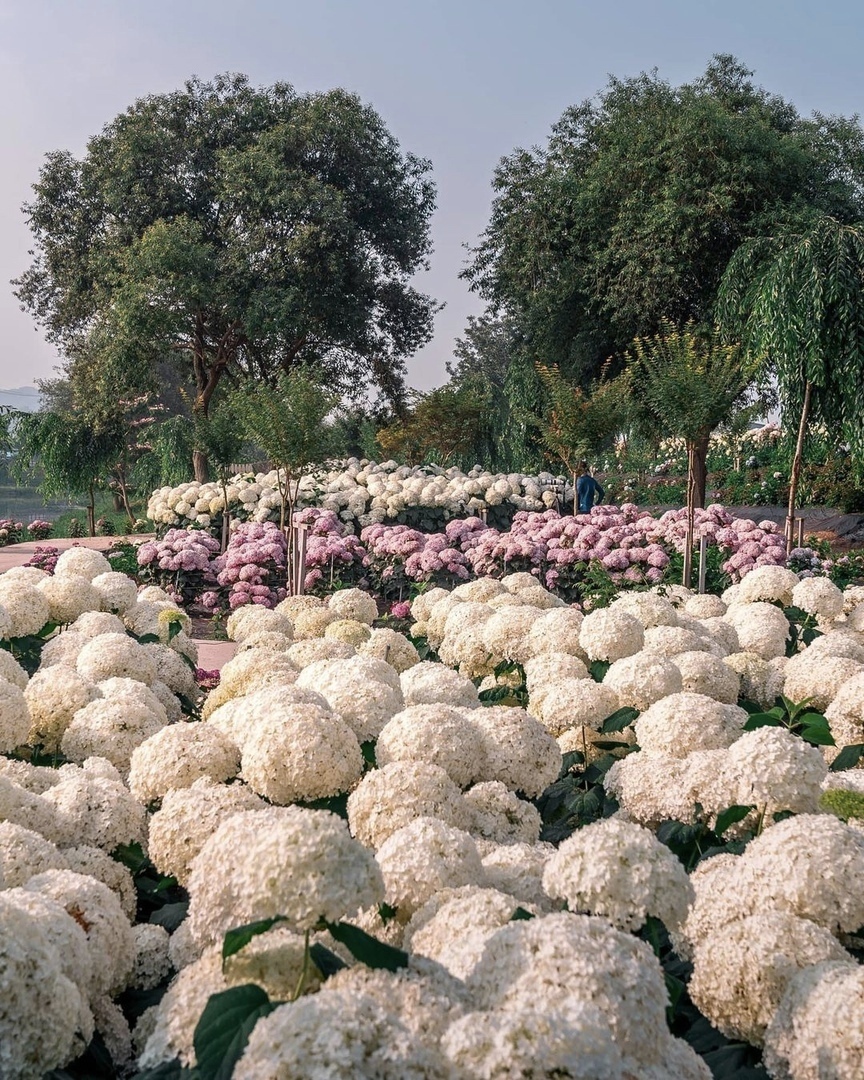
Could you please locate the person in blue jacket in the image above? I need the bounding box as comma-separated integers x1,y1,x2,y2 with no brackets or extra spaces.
576,461,604,514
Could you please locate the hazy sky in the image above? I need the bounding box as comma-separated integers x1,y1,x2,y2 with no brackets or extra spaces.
2,0,863,395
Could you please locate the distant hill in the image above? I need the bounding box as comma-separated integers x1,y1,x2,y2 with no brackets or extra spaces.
0,387,40,412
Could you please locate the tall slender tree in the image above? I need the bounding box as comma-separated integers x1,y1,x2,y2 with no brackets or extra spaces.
718,213,864,548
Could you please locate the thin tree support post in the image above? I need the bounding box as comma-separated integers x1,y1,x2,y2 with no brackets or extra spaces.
290,522,309,596
698,534,708,594
683,444,697,588
786,381,813,555
797,518,804,547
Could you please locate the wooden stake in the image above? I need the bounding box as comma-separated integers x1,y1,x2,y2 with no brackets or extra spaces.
698,534,708,594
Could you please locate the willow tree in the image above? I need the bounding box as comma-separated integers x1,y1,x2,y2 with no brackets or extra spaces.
718,214,864,549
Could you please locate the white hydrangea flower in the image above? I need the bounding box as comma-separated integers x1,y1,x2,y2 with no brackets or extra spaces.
0,580,51,638
470,705,561,797
689,912,849,1046
347,760,470,849
90,571,139,614
463,781,542,844
724,602,790,660
323,617,372,646
187,807,384,944
63,844,137,921
61,694,165,773
783,651,863,711
376,704,485,788
71,610,127,638
579,608,644,662
0,821,68,887
791,575,845,619
528,677,619,738
684,593,726,619
376,816,485,917
634,693,747,758
38,574,102,625
328,587,379,624
737,564,799,605
296,655,403,742
226,605,294,644
131,924,173,991
763,960,864,1080
542,817,694,933
25,868,136,997
480,841,557,908
0,895,93,1078
240,703,363,804
358,627,420,672
54,546,112,580
612,591,680,628
604,652,682,710
672,650,741,703
148,777,268,886
24,668,99,751
215,647,298,700
75,632,158,685
825,671,864,756
524,652,588,692
465,911,670,1065
41,768,147,851
0,677,31,752
128,722,240,803
720,727,826,816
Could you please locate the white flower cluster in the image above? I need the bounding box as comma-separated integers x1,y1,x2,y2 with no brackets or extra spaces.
148,458,570,528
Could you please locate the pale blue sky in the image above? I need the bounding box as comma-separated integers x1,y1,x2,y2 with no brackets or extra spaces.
1,0,863,393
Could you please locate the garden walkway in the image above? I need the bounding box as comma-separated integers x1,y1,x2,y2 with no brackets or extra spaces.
0,535,237,671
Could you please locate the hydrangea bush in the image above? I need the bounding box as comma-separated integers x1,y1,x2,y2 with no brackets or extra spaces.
2,556,864,1078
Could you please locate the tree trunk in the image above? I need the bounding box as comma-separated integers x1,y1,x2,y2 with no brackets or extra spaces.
683,443,697,588
87,483,96,537
786,381,813,555
691,432,710,509
193,449,209,484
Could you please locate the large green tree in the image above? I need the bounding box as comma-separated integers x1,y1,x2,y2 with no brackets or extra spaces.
718,213,864,548
463,55,864,387
14,73,437,481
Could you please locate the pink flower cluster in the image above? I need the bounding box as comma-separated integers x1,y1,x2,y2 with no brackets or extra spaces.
138,529,222,573
649,505,788,581
293,508,367,593
27,520,53,541
24,545,61,574
212,521,288,610
361,522,472,592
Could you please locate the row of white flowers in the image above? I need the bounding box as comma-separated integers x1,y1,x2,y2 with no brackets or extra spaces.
1,561,863,1076
147,459,570,529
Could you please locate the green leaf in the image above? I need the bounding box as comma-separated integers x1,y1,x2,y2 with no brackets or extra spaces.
591,739,631,751
714,805,755,836
743,712,782,731
801,726,836,747
193,985,278,1080
360,741,377,767
829,743,864,771
222,917,286,962
600,706,640,732
137,633,161,644
377,902,398,925
509,906,535,921
323,921,409,972
308,942,348,979
149,902,188,932
737,698,764,715
127,1062,196,1080
589,660,610,682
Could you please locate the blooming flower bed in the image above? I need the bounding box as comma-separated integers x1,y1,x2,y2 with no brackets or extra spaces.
0,557,863,1077
135,502,808,612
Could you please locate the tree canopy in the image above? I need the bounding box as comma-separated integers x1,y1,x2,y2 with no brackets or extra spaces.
14,73,438,472
463,55,864,387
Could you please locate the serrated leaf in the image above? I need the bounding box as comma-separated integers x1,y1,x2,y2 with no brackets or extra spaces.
591,739,631,751
324,921,409,972
193,985,277,1080
829,743,864,771
715,804,755,836
222,917,286,962
600,706,640,732
589,660,610,682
